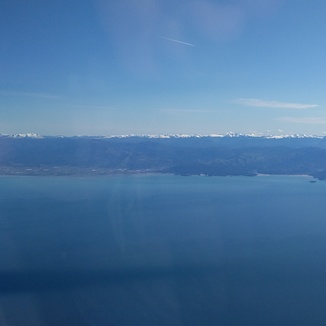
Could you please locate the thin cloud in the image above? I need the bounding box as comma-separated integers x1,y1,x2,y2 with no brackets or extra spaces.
68,104,115,110
159,36,195,47
0,90,61,99
234,98,318,109
159,108,222,113
278,117,326,125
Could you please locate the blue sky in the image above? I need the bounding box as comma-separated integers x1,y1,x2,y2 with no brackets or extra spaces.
1,0,326,136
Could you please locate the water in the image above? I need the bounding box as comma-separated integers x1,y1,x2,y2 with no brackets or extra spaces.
1,175,326,325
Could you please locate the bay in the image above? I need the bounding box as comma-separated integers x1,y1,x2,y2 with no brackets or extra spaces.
0,175,326,325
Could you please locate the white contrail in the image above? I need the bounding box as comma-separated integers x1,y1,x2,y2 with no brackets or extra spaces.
159,36,195,47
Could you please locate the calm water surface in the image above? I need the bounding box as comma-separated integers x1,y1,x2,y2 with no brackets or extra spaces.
1,175,326,325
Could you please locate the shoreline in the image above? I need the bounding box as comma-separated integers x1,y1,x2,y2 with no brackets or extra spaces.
256,173,312,178
0,170,319,180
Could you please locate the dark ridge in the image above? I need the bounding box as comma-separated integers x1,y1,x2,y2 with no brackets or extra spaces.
0,136,325,179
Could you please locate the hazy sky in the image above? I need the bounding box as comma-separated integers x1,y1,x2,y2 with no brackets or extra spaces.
1,0,326,136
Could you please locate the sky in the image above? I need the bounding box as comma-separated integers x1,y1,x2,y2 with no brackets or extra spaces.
1,0,326,136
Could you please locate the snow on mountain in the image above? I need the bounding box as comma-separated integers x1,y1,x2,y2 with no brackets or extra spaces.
0,133,323,139
11,133,43,139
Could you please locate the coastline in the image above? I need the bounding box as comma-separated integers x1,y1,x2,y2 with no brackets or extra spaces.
0,168,319,180
256,173,312,178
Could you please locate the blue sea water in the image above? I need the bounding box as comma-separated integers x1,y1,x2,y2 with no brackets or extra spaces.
1,175,326,325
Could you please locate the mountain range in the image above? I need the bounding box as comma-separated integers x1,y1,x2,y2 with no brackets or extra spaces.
1,134,326,179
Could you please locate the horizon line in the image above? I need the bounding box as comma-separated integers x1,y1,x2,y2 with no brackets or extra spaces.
1,132,324,139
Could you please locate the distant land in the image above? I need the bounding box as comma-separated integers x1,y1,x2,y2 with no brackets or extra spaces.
1,133,326,180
